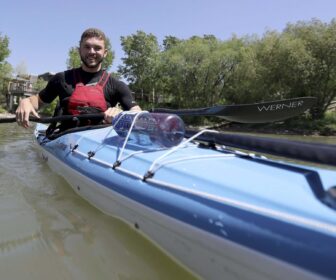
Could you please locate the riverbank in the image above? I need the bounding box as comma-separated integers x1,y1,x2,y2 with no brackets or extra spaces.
188,114,336,136
203,122,336,136
197,123,336,136
0,112,15,118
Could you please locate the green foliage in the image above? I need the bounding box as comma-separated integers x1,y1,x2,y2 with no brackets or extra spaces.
31,77,53,115
66,47,81,69
39,98,58,116
118,30,160,98
110,71,122,79
281,113,336,136
162,36,182,50
0,33,12,105
158,35,242,107
66,38,115,70
0,33,10,62
0,62,12,95
119,20,336,120
282,19,336,118
33,77,47,91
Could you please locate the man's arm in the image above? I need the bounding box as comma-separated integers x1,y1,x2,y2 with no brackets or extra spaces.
16,94,43,128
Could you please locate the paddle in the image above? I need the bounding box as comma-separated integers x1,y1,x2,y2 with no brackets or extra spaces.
185,129,336,166
0,97,316,124
0,113,105,124
152,96,316,123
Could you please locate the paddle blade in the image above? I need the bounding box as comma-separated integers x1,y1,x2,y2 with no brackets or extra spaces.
153,97,316,123
215,97,316,123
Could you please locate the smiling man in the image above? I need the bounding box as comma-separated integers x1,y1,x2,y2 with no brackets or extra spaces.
16,28,141,128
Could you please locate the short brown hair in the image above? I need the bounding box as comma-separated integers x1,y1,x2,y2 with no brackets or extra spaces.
80,28,107,46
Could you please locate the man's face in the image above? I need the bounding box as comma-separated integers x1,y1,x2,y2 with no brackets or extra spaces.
79,37,107,71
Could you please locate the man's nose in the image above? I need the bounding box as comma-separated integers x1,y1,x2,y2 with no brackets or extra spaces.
88,47,95,53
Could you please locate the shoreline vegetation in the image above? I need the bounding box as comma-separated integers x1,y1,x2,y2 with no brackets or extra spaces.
202,122,336,137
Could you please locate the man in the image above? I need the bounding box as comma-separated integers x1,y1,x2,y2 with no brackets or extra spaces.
16,28,141,128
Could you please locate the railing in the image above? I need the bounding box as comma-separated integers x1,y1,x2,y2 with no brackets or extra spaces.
8,81,35,95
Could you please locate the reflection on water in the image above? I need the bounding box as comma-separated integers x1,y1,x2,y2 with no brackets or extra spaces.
0,124,197,280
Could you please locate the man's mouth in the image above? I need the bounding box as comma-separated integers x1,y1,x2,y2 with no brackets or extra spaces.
87,58,97,64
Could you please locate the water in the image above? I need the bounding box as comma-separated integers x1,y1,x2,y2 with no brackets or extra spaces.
0,124,197,280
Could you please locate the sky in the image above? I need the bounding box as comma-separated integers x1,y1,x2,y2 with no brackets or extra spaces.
1,0,336,76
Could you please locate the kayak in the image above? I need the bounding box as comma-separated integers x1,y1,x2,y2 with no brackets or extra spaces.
34,119,336,280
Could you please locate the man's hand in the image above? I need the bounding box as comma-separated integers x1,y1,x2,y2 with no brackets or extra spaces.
15,96,40,128
104,105,142,124
103,107,123,124
130,105,141,112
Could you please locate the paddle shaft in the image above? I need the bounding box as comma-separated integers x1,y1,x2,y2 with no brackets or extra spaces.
0,114,104,124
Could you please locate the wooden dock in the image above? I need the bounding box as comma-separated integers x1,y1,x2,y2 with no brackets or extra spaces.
6,76,37,112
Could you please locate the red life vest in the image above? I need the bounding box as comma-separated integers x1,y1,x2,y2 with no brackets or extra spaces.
68,70,109,115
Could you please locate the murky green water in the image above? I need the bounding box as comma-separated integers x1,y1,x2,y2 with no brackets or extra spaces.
0,124,197,280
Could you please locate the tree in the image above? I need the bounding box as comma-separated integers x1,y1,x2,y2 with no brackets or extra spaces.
102,21,336,119
282,19,336,118
0,33,12,106
162,36,182,51
66,47,81,69
158,35,243,108
33,77,47,92
0,33,10,62
118,31,160,106
225,32,312,104
66,38,115,70
33,77,58,116
223,20,336,120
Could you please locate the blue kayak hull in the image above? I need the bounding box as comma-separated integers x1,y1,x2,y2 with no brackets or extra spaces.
34,124,336,279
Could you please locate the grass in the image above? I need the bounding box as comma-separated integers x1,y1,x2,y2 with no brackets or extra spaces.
284,112,336,136
185,111,336,136
0,106,7,114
